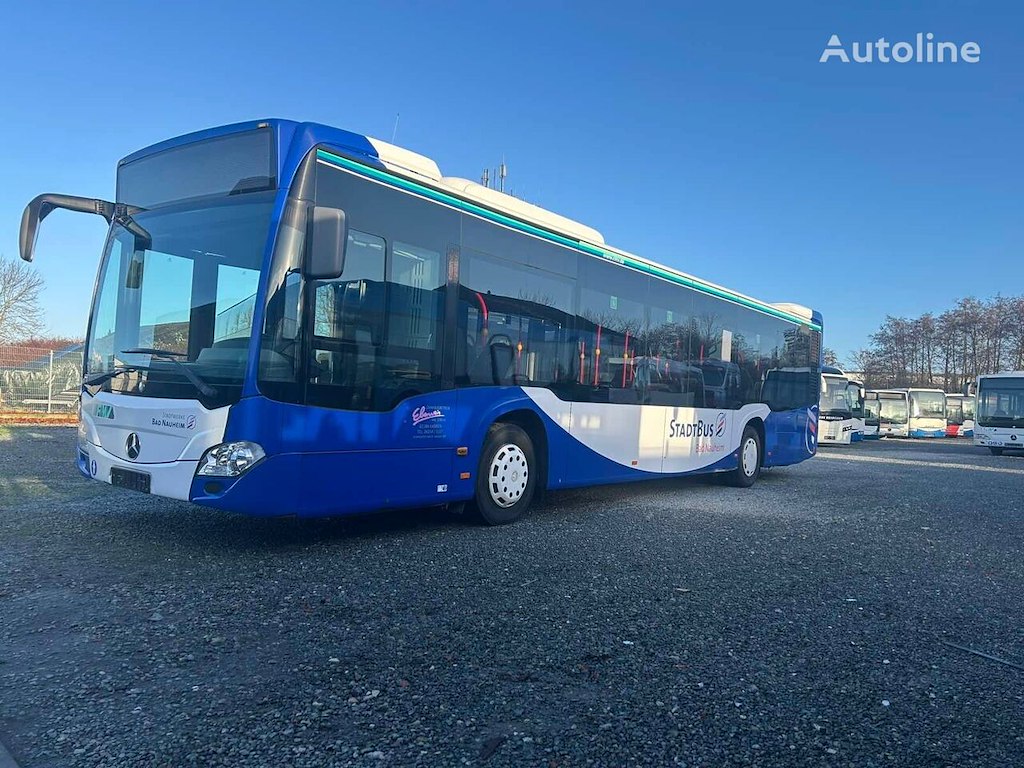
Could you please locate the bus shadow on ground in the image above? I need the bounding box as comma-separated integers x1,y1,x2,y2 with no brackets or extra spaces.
123,469,790,551
3,425,794,550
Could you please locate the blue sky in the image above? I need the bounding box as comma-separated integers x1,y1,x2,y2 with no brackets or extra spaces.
1,0,1020,363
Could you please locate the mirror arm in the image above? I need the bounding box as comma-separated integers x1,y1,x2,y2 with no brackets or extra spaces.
19,193,118,262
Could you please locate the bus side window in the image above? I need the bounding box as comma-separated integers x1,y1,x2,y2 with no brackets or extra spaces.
306,231,387,409
458,250,575,390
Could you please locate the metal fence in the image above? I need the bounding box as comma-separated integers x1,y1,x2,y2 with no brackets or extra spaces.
0,345,84,413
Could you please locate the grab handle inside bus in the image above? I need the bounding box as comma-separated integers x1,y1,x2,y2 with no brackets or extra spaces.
19,193,117,262
304,205,348,280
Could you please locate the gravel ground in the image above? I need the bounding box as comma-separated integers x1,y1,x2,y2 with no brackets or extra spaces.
2,427,1024,767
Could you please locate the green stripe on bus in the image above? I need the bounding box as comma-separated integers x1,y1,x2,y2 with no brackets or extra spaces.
315,148,821,331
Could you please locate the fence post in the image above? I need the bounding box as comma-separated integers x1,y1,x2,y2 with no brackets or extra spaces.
47,350,54,414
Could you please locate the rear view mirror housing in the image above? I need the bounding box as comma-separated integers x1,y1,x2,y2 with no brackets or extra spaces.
19,194,116,262
303,206,348,280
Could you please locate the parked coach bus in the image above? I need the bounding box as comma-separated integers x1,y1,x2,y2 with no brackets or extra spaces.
974,373,1024,455
876,390,909,437
819,368,855,444
19,119,823,524
944,393,976,437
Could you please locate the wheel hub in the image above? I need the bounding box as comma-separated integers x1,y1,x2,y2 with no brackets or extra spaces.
742,437,758,476
488,444,529,508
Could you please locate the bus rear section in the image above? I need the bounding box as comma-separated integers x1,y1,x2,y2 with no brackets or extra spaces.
945,393,976,437
819,373,854,444
974,373,1024,455
877,390,909,437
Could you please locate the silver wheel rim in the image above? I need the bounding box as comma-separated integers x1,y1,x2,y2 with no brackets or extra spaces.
488,444,529,508
742,437,758,477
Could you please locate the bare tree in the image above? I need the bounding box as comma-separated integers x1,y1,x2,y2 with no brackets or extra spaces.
860,294,1024,389
0,257,45,343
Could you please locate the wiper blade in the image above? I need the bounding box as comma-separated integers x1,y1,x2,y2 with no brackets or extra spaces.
83,364,148,387
119,348,217,398
122,347,187,358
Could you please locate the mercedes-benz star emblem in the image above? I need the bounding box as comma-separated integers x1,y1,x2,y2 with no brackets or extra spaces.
125,432,141,460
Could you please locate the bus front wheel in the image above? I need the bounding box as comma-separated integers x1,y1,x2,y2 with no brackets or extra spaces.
728,425,762,488
989,447,1004,456
473,423,537,525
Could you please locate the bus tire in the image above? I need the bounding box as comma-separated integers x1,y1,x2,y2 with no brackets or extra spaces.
728,425,761,488
472,423,537,525
989,447,1004,456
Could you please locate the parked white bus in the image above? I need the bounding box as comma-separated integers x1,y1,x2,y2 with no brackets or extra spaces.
819,371,855,444
847,378,866,442
974,373,1024,455
903,388,947,438
944,393,976,438
876,390,909,438
863,391,881,439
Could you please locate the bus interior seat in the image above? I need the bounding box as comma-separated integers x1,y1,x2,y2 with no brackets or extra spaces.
490,343,515,385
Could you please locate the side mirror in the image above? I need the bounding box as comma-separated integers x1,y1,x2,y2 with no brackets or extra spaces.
303,206,348,280
19,193,115,262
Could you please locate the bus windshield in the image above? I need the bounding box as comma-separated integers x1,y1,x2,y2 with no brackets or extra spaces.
864,396,880,425
963,395,976,421
977,379,1024,428
910,391,945,419
821,378,853,415
85,192,275,408
879,396,908,424
946,397,964,425
846,382,864,418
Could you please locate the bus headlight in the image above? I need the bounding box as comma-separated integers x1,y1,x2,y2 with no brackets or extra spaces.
197,441,266,477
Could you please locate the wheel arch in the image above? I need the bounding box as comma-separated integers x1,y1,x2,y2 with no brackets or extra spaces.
492,408,550,492
743,416,766,467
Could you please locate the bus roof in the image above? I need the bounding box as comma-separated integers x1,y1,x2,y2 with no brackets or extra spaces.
120,119,822,332
977,371,1024,380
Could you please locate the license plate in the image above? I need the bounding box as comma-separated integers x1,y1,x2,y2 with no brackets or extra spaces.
110,467,151,494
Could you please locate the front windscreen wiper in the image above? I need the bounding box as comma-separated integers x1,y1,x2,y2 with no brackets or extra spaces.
83,364,149,387
123,347,187,358
120,348,217,398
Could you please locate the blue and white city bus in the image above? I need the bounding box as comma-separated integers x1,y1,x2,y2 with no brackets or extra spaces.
20,120,822,524
974,373,1024,455
904,388,947,438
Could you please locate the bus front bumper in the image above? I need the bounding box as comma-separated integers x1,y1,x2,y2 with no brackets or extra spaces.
78,442,301,516
79,442,196,501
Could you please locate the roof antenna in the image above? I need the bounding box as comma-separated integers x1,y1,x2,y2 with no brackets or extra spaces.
391,113,400,144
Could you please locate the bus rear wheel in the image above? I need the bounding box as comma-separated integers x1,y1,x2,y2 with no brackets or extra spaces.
989,447,1004,456
728,425,761,488
472,423,537,525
